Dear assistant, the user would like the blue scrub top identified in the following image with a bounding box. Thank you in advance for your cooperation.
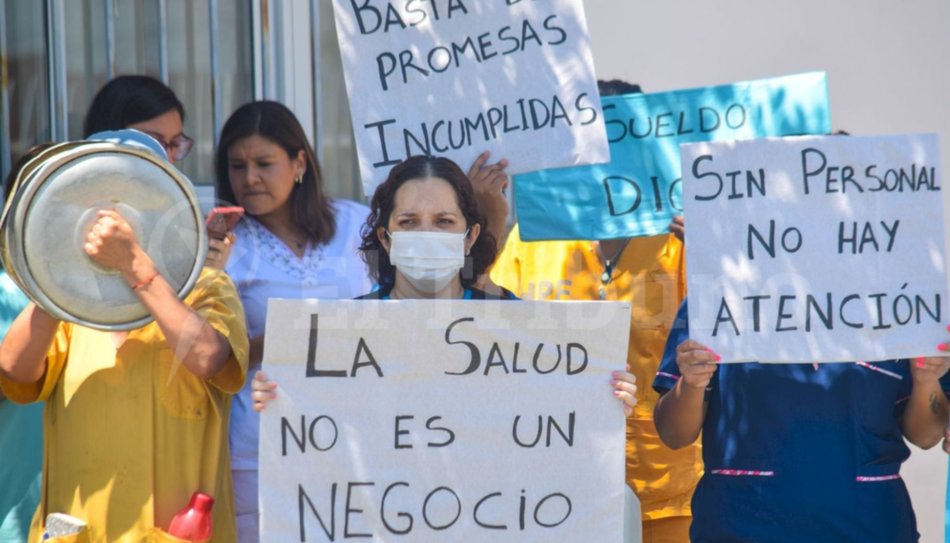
[654,301,949,543]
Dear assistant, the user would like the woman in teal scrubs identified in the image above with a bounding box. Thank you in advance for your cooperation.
[0,150,42,543]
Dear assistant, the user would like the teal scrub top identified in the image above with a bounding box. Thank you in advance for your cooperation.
[0,271,41,543]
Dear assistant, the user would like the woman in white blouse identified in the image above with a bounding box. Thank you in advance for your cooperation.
[211,101,372,543]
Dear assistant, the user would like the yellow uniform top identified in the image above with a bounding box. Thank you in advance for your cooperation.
[0,268,249,543]
[491,225,702,520]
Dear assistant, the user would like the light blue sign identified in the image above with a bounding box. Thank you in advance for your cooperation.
[513,72,832,241]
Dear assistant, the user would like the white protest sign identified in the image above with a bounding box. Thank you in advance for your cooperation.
[332,0,609,195]
[259,298,630,542]
[681,134,947,363]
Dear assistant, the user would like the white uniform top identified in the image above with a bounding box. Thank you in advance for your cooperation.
[226,199,372,470]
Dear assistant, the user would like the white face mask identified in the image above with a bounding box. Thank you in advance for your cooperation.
[388,230,467,293]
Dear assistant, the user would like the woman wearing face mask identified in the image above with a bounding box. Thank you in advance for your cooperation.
[212,100,372,543]
[251,154,638,407]
[357,154,511,300]
[250,155,638,540]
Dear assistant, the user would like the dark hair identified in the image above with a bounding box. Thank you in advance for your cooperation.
[2,143,56,271]
[3,143,56,202]
[597,79,643,97]
[214,101,336,246]
[359,155,497,289]
[83,75,185,137]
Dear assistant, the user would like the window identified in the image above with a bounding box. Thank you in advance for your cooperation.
[1,0,255,187]
[2,0,51,175]
[0,0,361,200]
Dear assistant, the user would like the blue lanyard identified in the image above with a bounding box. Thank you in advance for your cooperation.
[381,288,473,300]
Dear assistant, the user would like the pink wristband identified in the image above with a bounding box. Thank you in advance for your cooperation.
[131,271,160,291]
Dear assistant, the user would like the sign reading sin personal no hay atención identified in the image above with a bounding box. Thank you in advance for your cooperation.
[682,134,947,363]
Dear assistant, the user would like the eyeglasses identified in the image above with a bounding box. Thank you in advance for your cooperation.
[143,131,194,162]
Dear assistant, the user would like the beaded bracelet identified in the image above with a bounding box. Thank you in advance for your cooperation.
[131,271,160,291]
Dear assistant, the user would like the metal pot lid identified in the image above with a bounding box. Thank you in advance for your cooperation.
[6,141,207,330]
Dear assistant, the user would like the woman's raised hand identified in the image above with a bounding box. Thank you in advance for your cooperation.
[468,151,510,243]
[84,209,142,273]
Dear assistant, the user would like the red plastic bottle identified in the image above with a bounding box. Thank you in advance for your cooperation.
[167,492,214,542]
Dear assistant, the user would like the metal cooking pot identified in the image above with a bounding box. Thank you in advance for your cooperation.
[0,138,207,330]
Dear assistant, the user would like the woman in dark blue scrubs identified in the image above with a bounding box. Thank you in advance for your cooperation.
[654,301,950,543]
